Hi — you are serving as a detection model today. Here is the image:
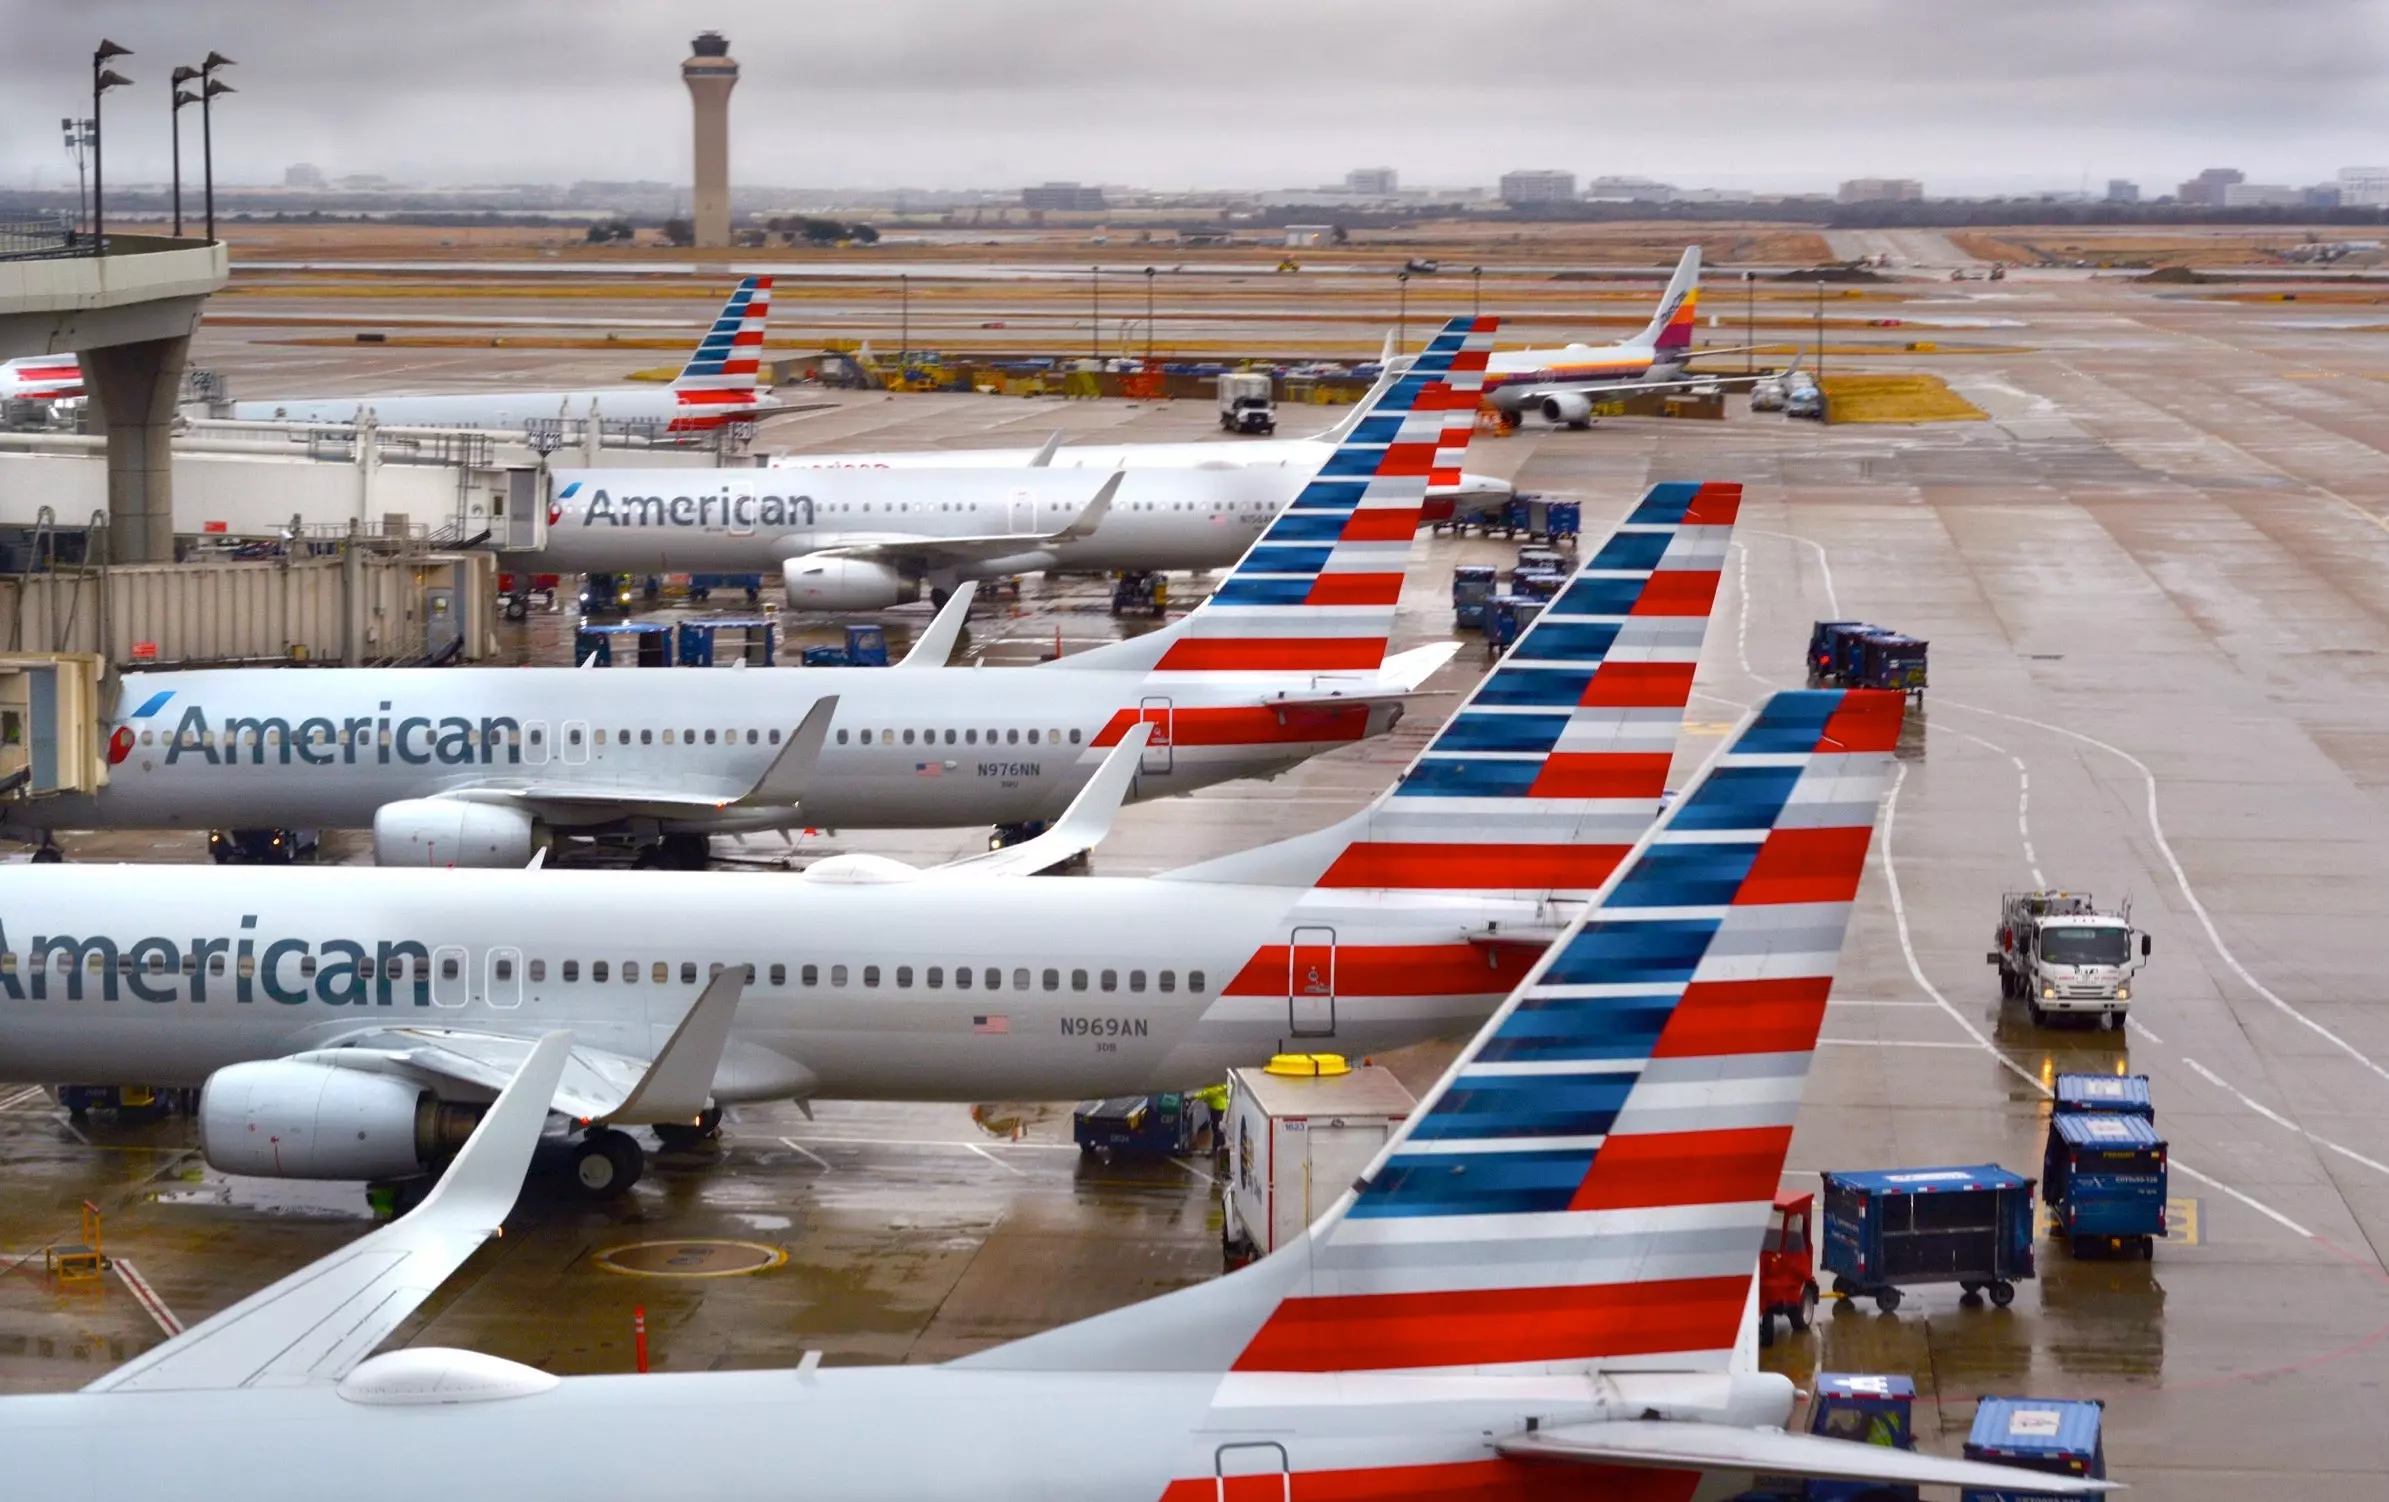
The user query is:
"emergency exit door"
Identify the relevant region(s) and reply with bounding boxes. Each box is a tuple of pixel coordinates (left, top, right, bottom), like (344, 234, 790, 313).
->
(1288, 926, 1336, 1038)
(1139, 696, 1174, 774)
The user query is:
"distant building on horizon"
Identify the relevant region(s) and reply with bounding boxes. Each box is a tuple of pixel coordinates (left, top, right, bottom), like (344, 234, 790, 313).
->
(2177, 167, 2244, 206)
(2106, 179, 2140, 204)
(2337, 167, 2389, 207)
(2222, 182, 2300, 208)
(1498, 169, 1577, 206)
(1344, 166, 1397, 196)
(284, 163, 325, 189)
(1837, 178, 1924, 204)
(1585, 175, 1676, 203)
(1021, 181, 1108, 212)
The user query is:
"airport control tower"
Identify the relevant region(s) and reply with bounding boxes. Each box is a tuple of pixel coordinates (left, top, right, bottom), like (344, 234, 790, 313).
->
(682, 31, 739, 248)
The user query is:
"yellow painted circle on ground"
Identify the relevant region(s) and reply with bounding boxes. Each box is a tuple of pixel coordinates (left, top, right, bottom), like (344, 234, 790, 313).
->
(593, 1239, 787, 1278)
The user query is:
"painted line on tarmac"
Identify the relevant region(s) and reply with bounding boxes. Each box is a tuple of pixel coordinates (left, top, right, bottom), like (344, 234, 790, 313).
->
(1745, 527, 1843, 617)
(964, 1142, 1027, 1177)
(2181, 1057, 2389, 1179)
(111, 1257, 183, 1336)
(1880, 761, 2314, 1240)
(1818, 1038, 1984, 1050)
(1941, 697, 2389, 1091)
(1943, 726, 2044, 887)
(776, 1136, 833, 1172)
(0, 1085, 48, 1111)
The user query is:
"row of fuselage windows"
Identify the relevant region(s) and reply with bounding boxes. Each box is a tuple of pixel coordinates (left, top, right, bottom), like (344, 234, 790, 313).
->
(133, 724, 1092, 754)
(8, 950, 1202, 995)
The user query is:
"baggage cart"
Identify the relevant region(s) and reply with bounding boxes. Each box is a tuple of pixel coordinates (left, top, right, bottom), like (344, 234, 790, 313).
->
(1961, 1398, 2105, 1502)
(2041, 1113, 2166, 1259)
(1821, 1165, 2037, 1311)
(2052, 1073, 2153, 1119)
(1451, 565, 1497, 630)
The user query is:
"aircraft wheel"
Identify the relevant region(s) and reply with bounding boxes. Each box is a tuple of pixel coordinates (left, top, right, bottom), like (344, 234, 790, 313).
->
(572, 1129, 645, 1199)
(31, 844, 63, 864)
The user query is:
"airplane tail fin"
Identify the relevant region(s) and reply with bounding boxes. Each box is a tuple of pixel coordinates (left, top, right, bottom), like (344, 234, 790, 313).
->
(1158, 480, 1741, 898)
(961, 686, 1903, 1376)
(1626, 246, 1701, 355)
(671, 276, 773, 394)
(1050, 316, 1494, 680)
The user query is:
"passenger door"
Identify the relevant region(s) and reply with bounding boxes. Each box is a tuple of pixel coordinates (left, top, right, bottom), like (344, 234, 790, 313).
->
(1138, 696, 1174, 775)
(1287, 926, 1335, 1038)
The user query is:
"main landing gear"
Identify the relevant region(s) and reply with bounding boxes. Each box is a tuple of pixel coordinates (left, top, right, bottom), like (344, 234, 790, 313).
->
(572, 1128, 646, 1198)
(30, 840, 62, 864)
(652, 1107, 725, 1153)
(634, 833, 713, 871)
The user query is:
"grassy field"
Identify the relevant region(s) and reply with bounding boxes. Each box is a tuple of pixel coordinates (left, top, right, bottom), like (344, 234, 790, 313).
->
(1821, 373, 1988, 424)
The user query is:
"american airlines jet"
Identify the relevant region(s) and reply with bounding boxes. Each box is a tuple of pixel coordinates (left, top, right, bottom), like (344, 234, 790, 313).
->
(223, 277, 781, 431)
(19, 319, 1505, 869)
(1483, 245, 1734, 426)
(0, 481, 1739, 1197)
(1, 689, 2085, 1500)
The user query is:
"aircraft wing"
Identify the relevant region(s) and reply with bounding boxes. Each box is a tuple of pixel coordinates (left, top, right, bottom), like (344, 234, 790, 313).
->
(83, 1033, 573, 1394)
(804, 470, 1123, 567)
(440, 696, 837, 820)
(295, 966, 747, 1125)
(1498, 1423, 2117, 1495)
(897, 581, 978, 668)
(923, 725, 1150, 878)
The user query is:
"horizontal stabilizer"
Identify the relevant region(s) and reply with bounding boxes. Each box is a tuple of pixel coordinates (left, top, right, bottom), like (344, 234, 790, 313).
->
(1500, 1422, 2117, 1494)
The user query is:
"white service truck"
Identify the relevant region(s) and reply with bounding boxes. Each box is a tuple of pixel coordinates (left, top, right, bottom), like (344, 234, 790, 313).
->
(1216, 371, 1277, 434)
(1222, 1057, 1413, 1268)
(1988, 890, 2151, 1029)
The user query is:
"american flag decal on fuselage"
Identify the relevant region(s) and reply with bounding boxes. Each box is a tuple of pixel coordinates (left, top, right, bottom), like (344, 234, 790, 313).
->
(1228, 687, 1904, 1376)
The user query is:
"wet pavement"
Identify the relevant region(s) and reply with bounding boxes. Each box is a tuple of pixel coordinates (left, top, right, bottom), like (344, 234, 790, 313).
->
(13, 270, 2389, 1493)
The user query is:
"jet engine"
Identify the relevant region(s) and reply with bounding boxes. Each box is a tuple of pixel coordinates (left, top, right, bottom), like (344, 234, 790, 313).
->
(198, 1060, 482, 1180)
(1539, 392, 1595, 428)
(782, 555, 919, 610)
(373, 799, 536, 868)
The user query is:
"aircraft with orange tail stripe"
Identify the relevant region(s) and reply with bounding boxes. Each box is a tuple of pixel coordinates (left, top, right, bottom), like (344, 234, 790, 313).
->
(7, 685, 2107, 1498)
(1485, 246, 1762, 428)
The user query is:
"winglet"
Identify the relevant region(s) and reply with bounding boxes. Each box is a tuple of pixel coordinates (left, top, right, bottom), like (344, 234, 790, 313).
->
(733, 696, 838, 808)
(598, 968, 745, 1126)
(898, 582, 978, 668)
(84, 1032, 573, 1394)
(1028, 431, 1065, 468)
(925, 724, 1151, 878)
(1048, 468, 1123, 544)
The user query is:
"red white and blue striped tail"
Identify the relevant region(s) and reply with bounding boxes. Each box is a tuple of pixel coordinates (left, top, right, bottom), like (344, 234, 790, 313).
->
(1061, 316, 1495, 681)
(1158, 481, 1737, 897)
(963, 688, 1902, 1378)
(672, 276, 773, 396)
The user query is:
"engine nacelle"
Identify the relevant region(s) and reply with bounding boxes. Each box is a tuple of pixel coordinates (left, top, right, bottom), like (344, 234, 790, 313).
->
(1539, 391, 1595, 427)
(200, 1060, 439, 1180)
(782, 554, 919, 610)
(374, 798, 536, 868)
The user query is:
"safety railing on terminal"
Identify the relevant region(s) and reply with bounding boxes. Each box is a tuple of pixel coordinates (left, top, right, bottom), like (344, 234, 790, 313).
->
(0, 214, 92, 262)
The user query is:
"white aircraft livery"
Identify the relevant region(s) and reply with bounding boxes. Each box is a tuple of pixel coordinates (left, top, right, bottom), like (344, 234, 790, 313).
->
(224, 277, 779, 431)
(0, 688, 2097, 1501)
(1482, 246, 1739, 426)
(21, 318, 1510, 867)
(0, 354, 84, 401)
(0, 478, 1740, 1196)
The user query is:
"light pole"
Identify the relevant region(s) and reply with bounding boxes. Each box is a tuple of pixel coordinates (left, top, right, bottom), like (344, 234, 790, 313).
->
(60, 118, 95, 236)
(1743, 270, 1755, 376)
(1143, 266, 1156, 368)
(199, 53, 236, 242)
(1396, 270, 1410, 354)
(1471, 264, 1483, 316)
(171, 66, 200, 237)
(91, 40, 133, 247)
(1814, 278, 1826, 384)
(1089, 265, 1100, 364)
(898, 272, 909, 376)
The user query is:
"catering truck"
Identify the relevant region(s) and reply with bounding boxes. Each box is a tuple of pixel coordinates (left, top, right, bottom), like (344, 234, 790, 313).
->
(1221, 1055, 1412, 1269)
(1988, 890, 2151, 1030)
(1216, 371, 1277, 433)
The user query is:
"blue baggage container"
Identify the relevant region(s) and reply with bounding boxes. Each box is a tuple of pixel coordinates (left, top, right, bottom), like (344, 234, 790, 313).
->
(1546, 500, 1582, 541)
(2053, 1073, 2153, 1119)
(1960, 1397, 2105, 1502)
(2042, 1113, 2165, 1257)
(1451, 565, 1497, 630)
(1855, 632, 1928, 699)
(1821, 1165, 2037, 1312)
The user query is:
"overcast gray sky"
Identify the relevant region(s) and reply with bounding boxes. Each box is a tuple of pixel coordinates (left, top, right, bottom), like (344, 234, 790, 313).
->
(6, 0, 2387, 195)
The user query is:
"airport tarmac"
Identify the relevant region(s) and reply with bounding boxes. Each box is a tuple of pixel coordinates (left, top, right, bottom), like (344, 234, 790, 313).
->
(11, 267, 2389, 1495)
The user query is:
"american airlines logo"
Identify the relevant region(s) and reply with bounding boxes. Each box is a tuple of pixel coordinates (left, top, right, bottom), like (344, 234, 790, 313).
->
(130, 702, 532, 768)
(563, 482, 818, 530)
(0, 918, 434, 1007)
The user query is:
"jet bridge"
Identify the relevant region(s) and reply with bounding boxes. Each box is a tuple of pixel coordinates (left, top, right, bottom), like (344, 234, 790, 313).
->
(0, 652, 109, 801)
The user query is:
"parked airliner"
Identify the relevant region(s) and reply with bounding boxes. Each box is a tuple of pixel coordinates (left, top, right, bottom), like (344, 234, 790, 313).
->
(0, 687, 2094, 1500)
(224, 277, 780, 431)
(1482, 245, 1750, 426)
(0, 478, 1740, 1196)
(17, 319, 1504, 869)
